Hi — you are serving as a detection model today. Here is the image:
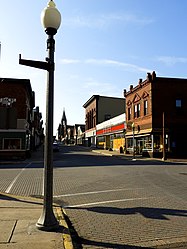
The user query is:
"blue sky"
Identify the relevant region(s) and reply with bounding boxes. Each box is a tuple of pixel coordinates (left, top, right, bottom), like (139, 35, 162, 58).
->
(1, 1, 187, 135)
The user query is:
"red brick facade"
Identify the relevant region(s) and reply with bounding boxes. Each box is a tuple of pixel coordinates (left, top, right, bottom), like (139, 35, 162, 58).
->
(124, 71, 187, 158)
(0, 78, 35, 159)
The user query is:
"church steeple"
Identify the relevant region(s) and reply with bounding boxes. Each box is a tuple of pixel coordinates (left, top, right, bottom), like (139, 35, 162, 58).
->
(61, 108, 67, 126)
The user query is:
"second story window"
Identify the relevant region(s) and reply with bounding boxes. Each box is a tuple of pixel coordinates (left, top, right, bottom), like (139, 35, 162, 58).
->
(104, 114, 111, 121)
(128, 107, 131, 120)
(137, 103, 140, 118)
(134, 105, 137, 118)
(176, 99, 182, 116)
(176, 99, 182, 108)
(144, 100, 148, 115)
(134, 103, 140, 118)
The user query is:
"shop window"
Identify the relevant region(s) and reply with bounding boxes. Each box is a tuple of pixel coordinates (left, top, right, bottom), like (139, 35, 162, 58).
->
(144, 100, 148, 115)
(127, 138, 133, 148)
(153, 135, 161, 152)
(142, 136, 153, 151)
(3, 138, 21, 150)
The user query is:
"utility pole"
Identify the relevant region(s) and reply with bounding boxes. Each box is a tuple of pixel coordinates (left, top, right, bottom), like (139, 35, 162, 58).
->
(162, 111, 166, 161)
(132, 122, 136, 161)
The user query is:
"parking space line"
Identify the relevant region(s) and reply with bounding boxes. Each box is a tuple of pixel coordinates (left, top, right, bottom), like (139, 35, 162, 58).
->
(64, 197, 151, 208)
(5, 163, 31, 193)
(54, 188, 144, 198)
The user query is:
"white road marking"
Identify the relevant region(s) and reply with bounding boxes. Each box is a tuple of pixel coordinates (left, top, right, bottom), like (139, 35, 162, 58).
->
(64, 197, 151, 208)
(5, 163, 31, 193)
(54, 188, 144, 198)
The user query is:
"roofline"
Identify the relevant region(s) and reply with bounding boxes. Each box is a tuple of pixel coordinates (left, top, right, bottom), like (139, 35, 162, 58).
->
(83, 95, 99, 108)
(124, 71, 187, 97)
(83, 95, 125, 108)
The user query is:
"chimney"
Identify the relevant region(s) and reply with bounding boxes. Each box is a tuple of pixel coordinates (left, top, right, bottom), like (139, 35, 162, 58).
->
(147, 73, 151, 81)
(130, 85, 133, 91)
(152, 71, 156, 80)
(123, 89, 126, 97)
(139, 79, 142, 84)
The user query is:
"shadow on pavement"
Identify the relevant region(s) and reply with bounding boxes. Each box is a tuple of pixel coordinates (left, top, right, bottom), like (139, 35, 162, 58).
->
(0, 145, 186, 169)
(80, 237, 154, 249)
(67, 206, 187, 220)
(0, 193, 43, 206)
(63, 210, 155, 249)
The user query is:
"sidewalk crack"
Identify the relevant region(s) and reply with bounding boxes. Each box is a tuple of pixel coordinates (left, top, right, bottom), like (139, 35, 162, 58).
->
(8, 220, 17, 243)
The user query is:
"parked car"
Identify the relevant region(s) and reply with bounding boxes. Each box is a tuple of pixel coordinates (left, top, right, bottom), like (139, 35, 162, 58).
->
(53, 142, 59, 152)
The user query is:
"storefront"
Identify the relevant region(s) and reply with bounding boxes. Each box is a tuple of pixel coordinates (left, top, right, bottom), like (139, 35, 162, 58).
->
(126, 129, 170, 158)
(126, 132, 153, 155)
(0, 130, 31, 159)
(96, 113, 126, 151)
(85, 128, 96, 147)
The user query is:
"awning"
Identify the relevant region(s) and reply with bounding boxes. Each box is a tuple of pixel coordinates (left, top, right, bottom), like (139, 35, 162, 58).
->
(125, 128, 152, 138)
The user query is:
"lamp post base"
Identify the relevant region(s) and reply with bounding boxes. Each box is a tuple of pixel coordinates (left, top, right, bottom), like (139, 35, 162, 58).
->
(36, 209, 59, 231)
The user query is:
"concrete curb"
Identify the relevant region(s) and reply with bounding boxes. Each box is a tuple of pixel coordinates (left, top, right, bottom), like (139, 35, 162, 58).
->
(92, 150, 113, 156)
(55, 207, 74, 249)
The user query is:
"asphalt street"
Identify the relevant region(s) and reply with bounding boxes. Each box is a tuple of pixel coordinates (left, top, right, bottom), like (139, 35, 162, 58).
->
(0, 145, 187, 248)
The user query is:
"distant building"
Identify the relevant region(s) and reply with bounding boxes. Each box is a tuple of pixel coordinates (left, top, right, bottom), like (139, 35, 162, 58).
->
(124, 71, 187, 158)
(83, 95, 126, 147)
(57, 108, 67, 143)
(0, 78, 35, 159)
(73, 124, 85, 145)
(67, 125, 74, 144)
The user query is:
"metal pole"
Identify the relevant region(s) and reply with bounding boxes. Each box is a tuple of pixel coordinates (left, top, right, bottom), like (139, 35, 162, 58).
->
(162, 111, 166, 161)
(36, 33, 59, 231)
(132, 124, 136, 161)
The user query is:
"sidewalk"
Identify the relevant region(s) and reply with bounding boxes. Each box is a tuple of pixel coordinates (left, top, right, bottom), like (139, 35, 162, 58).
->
(0, 146, 74, 249)
(0, 193, 73, 249)
(91, 148, 187, 163)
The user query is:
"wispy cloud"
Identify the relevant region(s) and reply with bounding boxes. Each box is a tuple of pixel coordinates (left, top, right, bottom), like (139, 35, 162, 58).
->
(85, 58, 151, 73)
(157, 56, 187, 66)
(60, 58, 151, 73)
(60, 58, 81, 64)
(82, 78, 121, 97)
(63, 12, 153, 29)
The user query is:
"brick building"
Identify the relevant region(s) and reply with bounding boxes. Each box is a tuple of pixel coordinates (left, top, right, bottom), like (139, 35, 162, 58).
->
(73, 124, 85, 145)
(124, 71, 187, 158)
(83, 95, 126, 147)
(0, 78, 35, 159)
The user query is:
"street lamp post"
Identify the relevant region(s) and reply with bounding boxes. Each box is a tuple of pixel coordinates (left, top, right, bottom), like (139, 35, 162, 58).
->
(162, 111, 166, 161)
(132, 122, 136, 161)
(19, 0, 61, 231)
